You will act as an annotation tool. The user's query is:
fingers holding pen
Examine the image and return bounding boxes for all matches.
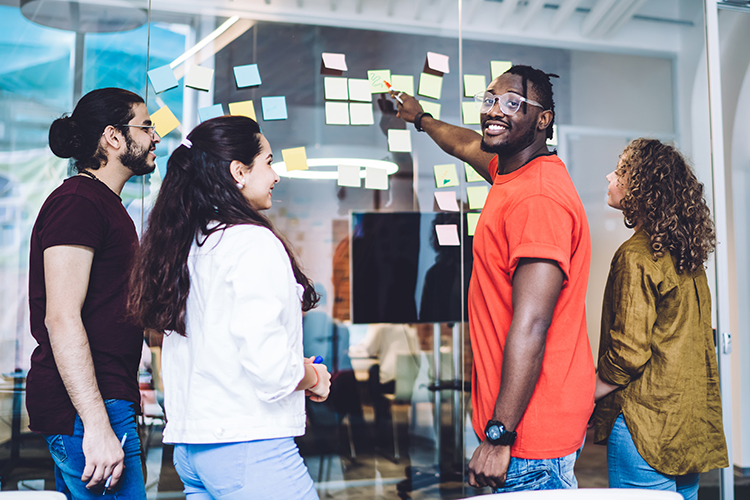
[387,90,423,123]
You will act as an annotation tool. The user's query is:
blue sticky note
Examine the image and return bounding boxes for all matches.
[198,104,225,122]
[233,64,262,88]
[261,96,288,121]
[147,65,178,94]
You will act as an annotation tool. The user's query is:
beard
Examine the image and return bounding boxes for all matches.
[120,133,155,176]
[480,122,537,157]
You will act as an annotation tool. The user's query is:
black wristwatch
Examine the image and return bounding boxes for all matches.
[414,112,433,132]
[484,420,517,446]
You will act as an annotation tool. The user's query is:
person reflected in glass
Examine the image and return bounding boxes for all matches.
[593,139,729,500]
[128,116,330,500]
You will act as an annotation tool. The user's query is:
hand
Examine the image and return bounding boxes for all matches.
[467,441,512,490]
[305,363,331,403]
[81,426,125,490]
[388,91,424,124]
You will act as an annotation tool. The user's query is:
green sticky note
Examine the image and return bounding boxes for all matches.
[368,69,392,94]
[325,102,350,125]
[467,213,481,236]
[418,73,443,100]
[419,100,441,121]
[464,74,487,97]
[390,74,414,96]
[324,77,349,100]
[462,101,480,125]
[490,60,513,80]
[465,162,484,183]
[433,164,459,188]
[349,103,374,125]
[467,185,489,209]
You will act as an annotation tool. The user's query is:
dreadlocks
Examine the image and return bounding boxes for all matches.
[506,65,558,140]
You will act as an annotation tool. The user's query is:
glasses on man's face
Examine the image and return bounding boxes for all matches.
[115,124,159,139]
[473,91,544,115]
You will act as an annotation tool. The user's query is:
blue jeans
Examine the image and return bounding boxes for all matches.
[492,446,581,492]
[173,437,318,500]
[608,414,700,500]
[44,399,146,500]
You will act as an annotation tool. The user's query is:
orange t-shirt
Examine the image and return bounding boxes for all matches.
[469,154,595,459]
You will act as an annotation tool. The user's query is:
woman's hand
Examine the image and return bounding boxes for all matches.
[303,358,331,403]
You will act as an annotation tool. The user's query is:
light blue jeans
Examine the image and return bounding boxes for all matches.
[173,437,318,500]
[492,445,581,492]
[44,399,146,500]
[608,414,700,500]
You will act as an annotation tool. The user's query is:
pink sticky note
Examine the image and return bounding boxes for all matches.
[435,224,460,246]
[434,191,459,212]
[427,52,450,74]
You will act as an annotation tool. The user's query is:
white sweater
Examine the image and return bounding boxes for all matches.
[162,225,306,444]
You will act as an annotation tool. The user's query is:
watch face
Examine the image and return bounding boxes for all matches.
[487,425,501,440]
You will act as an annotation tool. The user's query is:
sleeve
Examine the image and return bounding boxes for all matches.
[225,230,305,403]
[504,195,574,282]
[597,251,660,387]
[38,194,106,251]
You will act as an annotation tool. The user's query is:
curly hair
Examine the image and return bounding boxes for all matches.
[617,138,716,273]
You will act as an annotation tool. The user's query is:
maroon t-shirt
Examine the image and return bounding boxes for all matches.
[26,176,143,435]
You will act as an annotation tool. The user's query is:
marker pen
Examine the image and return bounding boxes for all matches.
[384,81,403,104]
[313,356,324,364]
[103,433,128,494]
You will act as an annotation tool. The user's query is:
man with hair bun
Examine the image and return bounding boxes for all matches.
[389,65,594,492]
[27,87,159,499]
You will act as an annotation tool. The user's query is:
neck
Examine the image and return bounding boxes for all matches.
[82,163,132,196]
[496,138,550,175]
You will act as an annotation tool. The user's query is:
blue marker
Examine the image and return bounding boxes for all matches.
[313,356,324,364]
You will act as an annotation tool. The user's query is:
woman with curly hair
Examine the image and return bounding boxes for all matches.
[592,138,728,499]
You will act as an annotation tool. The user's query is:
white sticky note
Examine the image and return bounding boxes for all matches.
[368,69,392,94]
[419,101,441,121]
[435,224,460,246]
[462,101,481,125]
[348,79,372,102]
[324,77,348,100]
[388,129,412,153]
[465,162,484,183]
[426,52,450,74]
[338,165,361,187]
[434,191,459,212]
[467,213,481,236]
[467,185,490,210]
[365,167,388,190]
[325,102,350,125]
[349,103,374,125]
[322,52,348,72]
[185,64,214,91]
[390,75,414,96]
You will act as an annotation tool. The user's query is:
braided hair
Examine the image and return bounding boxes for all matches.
[505,65,558,140]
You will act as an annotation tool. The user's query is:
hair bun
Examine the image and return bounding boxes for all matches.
[48,115,84,159]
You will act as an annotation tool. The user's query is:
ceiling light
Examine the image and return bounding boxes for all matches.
[272,158,398,180]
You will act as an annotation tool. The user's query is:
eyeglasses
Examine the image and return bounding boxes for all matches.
[115,124,159,138]
[473,91,544,115]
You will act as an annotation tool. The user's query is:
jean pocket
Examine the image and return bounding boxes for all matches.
[496,465,552,492]
[44,434,68,463]
[192,443,248,496]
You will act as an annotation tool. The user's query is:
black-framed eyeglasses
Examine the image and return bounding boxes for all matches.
[114,124,159,138]
[473,91,544,115]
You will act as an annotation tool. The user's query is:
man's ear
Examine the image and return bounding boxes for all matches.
[230,160,246,185]
[101,125,124,151]
[537,110,553,132]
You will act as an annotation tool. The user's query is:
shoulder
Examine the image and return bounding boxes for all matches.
[204,224,286,260]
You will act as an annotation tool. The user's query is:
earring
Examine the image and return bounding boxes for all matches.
[236,182,244,189]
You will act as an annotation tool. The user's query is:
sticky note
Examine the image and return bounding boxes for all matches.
[322,52,348,72]
[185,64,214,91]
[418,73,442,100]
[150,105,180,138]
[435,191,459,212]
[349,103,374,125]
[435,224,460,246]
[434,164,459,188]
[464,74,487,97]
[261,96,288,121]
[233,64,262,88]
[547,124,558,147]
[281,147,308,171]
[419,101,441,121]
[387,129,412,152]
[324,77,349,100]
[368,70,392,94]
[467,185,490,209]
[491,60,513,80]
[338,165,361,187]
[198,104,224,122]
[467,213,481,236]
[325,102,350,125]
[426,52,450,74]
[348,79,372,102]
[465,162,484,183]
[147,65,178,94]
[228,100,257,121]
[462,101,481,125]
[365,166,388,190]
[390,75,414,96]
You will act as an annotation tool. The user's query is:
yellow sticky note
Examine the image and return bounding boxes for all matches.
[467,213,481,236]
[467,185,489,209]
[465,162,484,183]
[151,105,180,138]
[324,77,349,100]
[490,60,512,80]
[228,100,257,121]
[388,129,412,152]
[462,101,480,125]
[282,147,308,171]
[419,101,441,121]
[418,73,442,100]
[325,102,350,125]
[434,164,459,188]
[390,75,414,96]
[464,74,487,97]
[368,69,392,94]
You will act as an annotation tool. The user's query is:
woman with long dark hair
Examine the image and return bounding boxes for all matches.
[593,138,728,499]
[129,116,329,499]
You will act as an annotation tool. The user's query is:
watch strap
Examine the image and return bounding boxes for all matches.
[484,419,517,446]
[414,112,433,132]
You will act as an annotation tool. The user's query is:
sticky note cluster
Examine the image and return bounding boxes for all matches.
[418,52,449,100]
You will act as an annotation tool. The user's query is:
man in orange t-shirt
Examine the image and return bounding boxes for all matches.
[389,65,595,492]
